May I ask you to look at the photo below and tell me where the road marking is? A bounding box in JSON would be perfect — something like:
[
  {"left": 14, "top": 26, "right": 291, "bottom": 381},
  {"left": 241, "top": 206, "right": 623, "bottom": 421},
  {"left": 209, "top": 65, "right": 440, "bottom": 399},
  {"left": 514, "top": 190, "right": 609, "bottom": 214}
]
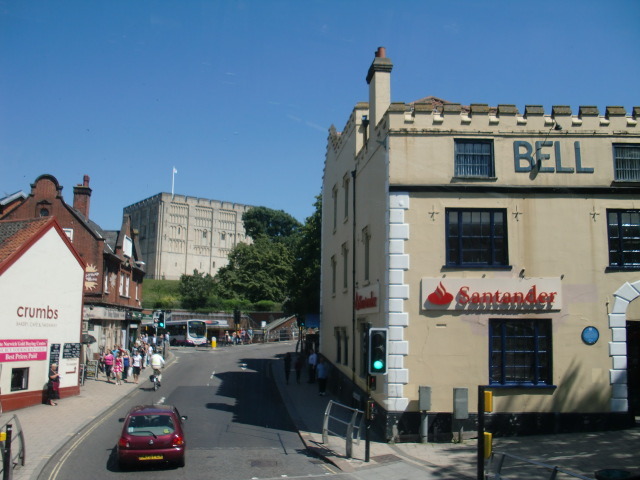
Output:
[{"left": 46, "top": 404, "right": 116, "bottom": 480}]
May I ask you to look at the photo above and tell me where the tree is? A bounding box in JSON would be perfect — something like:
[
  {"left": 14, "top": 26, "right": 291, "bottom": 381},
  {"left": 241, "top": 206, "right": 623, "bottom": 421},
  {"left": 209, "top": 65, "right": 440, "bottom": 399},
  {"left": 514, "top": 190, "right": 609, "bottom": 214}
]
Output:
[
  {"left": 179, "top": 270, "right": 215, "bottom": 310},
  {"left": 242, "top": 206, "right": 302, "bottom": 243},
  {"left": 215, "top": 237, "right": 294, "bottom": 303},
  {"left": 286, "top": 194, "right": 321, "bottom": 316}
]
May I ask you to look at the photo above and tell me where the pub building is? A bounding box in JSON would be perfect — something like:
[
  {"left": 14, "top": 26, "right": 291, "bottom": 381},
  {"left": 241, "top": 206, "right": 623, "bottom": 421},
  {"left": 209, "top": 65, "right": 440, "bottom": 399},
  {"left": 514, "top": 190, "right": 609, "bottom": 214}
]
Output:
[{"left": 321, "top": 47, "right": 640, "bottom": 441}]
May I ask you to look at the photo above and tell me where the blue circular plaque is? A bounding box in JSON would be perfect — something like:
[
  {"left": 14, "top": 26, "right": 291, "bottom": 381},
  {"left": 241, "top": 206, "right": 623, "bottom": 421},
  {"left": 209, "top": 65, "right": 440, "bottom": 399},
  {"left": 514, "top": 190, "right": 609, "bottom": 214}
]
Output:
[{"left": 582, "top": 326, "right": 599, "bottom": 345}]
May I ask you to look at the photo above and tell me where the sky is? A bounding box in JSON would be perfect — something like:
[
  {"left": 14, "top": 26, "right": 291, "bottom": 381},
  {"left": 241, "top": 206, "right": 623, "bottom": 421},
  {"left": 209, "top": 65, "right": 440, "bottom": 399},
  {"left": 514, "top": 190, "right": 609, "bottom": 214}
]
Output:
[{"left": 1, "top": 1, "right": 639, "bottom": 230}]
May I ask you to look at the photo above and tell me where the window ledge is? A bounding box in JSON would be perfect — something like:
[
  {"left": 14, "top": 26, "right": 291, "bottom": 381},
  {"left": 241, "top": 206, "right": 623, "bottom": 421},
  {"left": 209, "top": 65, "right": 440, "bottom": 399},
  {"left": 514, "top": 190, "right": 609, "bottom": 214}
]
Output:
[
  {"left": 451, "top": 176, "right": 498, "bottom": 182},
  {"left": 488, "top": 384, "right": 557, "bottom": 390},
  {"left": 606, "top": 266, "right": 640, "bottom": 272},
  {"left": 442, "top": 265, "right": 513, "bottom": 271}
]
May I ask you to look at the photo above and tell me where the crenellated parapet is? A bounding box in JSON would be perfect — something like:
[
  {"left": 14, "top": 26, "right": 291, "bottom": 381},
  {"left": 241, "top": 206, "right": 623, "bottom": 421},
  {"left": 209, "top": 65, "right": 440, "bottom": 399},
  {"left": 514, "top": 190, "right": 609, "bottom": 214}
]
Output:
[{"left": 393, "top": 101, "right": 639, "bottom": 132}]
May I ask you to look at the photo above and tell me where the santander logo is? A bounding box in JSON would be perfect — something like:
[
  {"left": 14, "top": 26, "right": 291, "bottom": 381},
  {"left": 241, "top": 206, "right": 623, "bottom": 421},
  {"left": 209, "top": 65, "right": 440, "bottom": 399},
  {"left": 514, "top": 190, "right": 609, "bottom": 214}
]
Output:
[
  {"left": 423, "top": 278, "right": 561, "bottom": 311},
  {"left": 427, "top": 282, "right": 454, "bottom": 305}
]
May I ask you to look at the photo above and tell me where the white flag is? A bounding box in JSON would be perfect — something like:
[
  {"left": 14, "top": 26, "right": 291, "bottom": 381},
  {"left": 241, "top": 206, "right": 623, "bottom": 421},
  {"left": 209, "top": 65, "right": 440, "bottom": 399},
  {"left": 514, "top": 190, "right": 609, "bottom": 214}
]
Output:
[{"left": 173, "top": 167, "right": 178, "bottom": 174}]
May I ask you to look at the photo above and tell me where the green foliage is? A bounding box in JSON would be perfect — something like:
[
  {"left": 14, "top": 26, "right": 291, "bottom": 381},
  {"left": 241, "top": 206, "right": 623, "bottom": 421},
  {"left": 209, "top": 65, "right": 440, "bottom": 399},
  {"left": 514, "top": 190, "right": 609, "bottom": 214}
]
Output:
[
  {"left": 215, "top": 237, "right": 294, "bottom": 303},
  {"left": 286, "top": 194, "right": 321, "bottom": 316},
  {"left": 179, "top": 270, "right": 215, "bottom": 310},
  {"left": 242, "top": 206, "right": 302, "bottom": 244},
  {"left": 141, "top": 279, "right": 180, "bottom": 309}
]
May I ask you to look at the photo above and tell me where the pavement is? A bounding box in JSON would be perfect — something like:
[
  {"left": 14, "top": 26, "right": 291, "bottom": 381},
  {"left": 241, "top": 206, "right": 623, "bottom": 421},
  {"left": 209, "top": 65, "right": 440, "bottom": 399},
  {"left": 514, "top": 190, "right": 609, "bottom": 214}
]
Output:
[{"left": 1, "top": 342, "right": 639, "bottom": 480}]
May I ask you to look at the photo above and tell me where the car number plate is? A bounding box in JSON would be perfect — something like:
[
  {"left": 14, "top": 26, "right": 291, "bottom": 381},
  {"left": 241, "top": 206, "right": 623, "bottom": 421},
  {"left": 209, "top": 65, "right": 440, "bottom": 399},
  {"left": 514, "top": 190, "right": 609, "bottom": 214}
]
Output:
[{"left": 139, "top": 455, "right": 163, "bottom": 461}]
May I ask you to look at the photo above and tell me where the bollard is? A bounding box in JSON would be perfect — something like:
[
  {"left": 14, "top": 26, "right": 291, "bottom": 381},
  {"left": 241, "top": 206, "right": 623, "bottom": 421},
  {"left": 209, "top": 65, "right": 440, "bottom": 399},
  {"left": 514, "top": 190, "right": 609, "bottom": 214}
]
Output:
[{"left": 3, "top": 424, "right": 13, "bottom": 480}]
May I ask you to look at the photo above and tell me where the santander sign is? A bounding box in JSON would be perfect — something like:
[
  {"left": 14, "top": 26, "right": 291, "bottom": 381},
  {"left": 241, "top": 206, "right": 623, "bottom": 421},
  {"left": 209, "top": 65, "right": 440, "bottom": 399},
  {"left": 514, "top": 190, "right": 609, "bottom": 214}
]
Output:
[{"left": 422, "top": 278, "right": 562, "bottom": 311}]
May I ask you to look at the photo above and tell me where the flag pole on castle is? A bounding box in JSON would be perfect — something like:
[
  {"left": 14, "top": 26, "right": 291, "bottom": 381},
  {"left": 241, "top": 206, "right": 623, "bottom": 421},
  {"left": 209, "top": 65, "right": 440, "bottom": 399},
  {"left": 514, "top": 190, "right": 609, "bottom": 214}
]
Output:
[{"left": 171, "top": 167, "right": 178, "bottom": 198}]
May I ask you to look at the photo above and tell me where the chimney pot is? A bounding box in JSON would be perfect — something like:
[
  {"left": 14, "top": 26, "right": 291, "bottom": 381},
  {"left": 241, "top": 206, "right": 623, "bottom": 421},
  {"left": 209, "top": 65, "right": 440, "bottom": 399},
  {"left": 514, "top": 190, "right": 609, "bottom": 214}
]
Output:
[{"left": 375, "top": 47, "right": 386, "bottom": 58}]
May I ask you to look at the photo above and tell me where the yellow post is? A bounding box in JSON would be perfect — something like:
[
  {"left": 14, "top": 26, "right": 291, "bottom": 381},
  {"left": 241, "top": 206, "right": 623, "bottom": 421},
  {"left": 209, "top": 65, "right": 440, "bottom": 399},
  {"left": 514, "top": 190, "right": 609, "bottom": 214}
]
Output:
[
  {"left": 0, "top": 431, "right": 6, "bottom": 441},
  {"left": 483, "top": 432, "right": 492, "bottom": 459},
  {"left": 484, "top": 390, "right": 493, "bottom": 412},
  {"left": 211, "top": 337, "right": 217, "bottom": 348}
]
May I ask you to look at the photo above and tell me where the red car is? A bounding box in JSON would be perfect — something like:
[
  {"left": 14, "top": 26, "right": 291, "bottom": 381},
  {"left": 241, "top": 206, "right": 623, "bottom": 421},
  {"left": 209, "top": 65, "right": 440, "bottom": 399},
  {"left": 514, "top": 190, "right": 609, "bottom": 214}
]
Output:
[{"left": 117, "top": 405, "right": 187, "bottom": 469}]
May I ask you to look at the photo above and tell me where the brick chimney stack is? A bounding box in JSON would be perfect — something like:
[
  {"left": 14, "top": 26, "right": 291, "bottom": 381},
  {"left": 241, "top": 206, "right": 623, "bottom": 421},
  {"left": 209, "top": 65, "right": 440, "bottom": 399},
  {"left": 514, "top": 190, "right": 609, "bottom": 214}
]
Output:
[
  {"left": 366, "top": 46, "right": 393, "bottom": 130},
  {"left": 73, "top": 174, "right": 92, "bottom": 219}
]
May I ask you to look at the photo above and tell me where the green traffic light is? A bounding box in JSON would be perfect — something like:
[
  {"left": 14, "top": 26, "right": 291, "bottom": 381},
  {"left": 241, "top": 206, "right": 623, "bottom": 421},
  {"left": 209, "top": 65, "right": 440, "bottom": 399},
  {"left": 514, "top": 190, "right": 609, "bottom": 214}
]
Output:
[{"left": 373, "top": 360, "right": 384, "bottom": 370}]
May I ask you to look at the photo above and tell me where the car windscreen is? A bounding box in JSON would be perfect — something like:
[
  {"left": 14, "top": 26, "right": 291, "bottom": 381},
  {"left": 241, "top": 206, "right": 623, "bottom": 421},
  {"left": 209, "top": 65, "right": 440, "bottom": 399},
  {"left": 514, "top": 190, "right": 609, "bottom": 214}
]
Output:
[{"left": 127, "top": 414, "right": 176, "bottom": 436}]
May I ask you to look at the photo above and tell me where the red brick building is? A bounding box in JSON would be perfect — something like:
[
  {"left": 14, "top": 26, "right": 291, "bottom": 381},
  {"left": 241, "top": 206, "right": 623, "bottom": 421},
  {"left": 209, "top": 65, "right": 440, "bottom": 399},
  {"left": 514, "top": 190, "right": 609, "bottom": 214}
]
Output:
[{"left": 1, "top": 174, "right": 145, "bottom": 357}]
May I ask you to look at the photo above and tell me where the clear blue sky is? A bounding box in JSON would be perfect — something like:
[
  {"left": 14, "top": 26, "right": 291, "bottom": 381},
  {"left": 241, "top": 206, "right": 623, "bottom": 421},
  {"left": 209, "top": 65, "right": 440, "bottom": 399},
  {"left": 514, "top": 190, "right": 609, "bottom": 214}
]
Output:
[{"left": 1, "top": 1, "right": 638, "bottom": 230}]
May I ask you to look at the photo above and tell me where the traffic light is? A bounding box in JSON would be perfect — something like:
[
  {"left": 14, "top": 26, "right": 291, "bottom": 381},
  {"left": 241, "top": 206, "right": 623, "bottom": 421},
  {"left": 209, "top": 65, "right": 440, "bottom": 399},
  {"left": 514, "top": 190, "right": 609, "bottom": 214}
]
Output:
[
  {"left": 368, "top": 328, "right": 388, "bottom": 375},
  {"left": 158, "top": 312, "right": 165, "bottom": 329},
  {"left": 297, "top": 316, "right": 305, "bottom": 328}
]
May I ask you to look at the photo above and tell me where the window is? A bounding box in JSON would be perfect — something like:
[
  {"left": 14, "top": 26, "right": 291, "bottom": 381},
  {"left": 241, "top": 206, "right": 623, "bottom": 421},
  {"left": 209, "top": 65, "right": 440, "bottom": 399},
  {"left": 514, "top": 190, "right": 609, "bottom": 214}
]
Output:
[
  {"left": 342, "top": 243, "right": 349, "bottom": 290},
  {"left": 332, "top": 186, "right": 338, "bottom": 231},
  {"left": 40, "top": 208, "right": 49, "bottom": 217},
  {"left": 63, "top": 228, "right": 74, "bottom": 242},
  {"left": 363, "top": 227, "right": 371, "bottom": 282},
  {"left": 446, "top": 209, "right": 508, "bottom": 267},
  {"left": 343, "top": 176, "right": 350, "bottom": 220},
  {"left": 104, "top": 267, "right": 109, "bottom": 293},
  {"left": 613, "top": 144, "right": 640, "bottom": 181},
  {"left": 331, "top": 256, "right": 336, "bottom": 295},
  {"left": 490, "top": 319, "right": 552, "bottom": 386},
  {"left": 11, "top": 367, "right": 29, "bottom": 391},
  {"left": 608, "top": 210, "right": 640, "bottom": 268},
  {"left": 335, "top": 329, "right": 342, "bottom": 364},
  {"left": 455, "top": 139, "right": 495, "bottom": 178}
]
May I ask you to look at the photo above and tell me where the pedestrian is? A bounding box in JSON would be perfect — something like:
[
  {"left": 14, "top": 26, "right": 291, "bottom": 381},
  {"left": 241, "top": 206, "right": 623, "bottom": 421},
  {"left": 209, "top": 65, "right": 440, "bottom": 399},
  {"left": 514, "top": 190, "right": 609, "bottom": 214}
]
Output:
[
  {"left": 131, "top": 348, "right": 142, "bottom": 384},
  {"left": 46, "top": 363, "right": 61, "bottom": 405},
  {"left": 294, "top": 354, "right": 303, "bottom": 384},
  {"left": 307, "top": 350, "right": 317, "bottom": 383},
  {"left": 316, "top": 357, "right": 328, "bottom": 396},
  {"left": 103, "top": 349, "right": 114, "bottom": 383},
  {"left": 113, "top": 352, "right": 123, "bottom": 385},
  {"left": 122, "top": 349, "right": 130, "bottom": 382},
  {"left": 284, "top": 352, "right": 292, "bottom": 384}
]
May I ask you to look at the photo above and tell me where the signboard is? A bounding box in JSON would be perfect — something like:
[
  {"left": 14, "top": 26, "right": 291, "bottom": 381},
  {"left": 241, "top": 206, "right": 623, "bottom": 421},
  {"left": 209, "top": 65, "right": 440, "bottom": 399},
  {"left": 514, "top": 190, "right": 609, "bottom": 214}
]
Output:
[
  {"left": 84, "top": 360, "right": 99, "bottom": 379},
  {"left": 63, "top": 343, "right": 81, "bottom": 359},
  {"left": 49, "top": 343, "right": 61, "bottom": 367},
  {"left": 0, "top": 339, "right": 48, "bottom": 362},
  {"left": 422, "top": 278, "right": 562, "bottom": 311},
  {"left": 355, "top": 283, "right": 380, "bottom": 314}
]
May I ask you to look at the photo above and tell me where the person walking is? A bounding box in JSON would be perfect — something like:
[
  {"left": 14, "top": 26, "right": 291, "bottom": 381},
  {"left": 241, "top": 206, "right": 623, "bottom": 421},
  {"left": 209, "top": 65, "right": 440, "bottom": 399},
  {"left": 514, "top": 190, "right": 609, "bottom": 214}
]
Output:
[
  {"left": 131, "top": 348, "right": 142, "bottom": 384},
  {"left": 284, "top": 353, "right": 292, "bottom": 385},
  {"left": 316, "top": 357, "right": 328, "bottom": 396},
  {"left": 307, "top": 350, "right": 317, "bottom": 383},
  {"left": 122, "top": 349, "right": 130, "bottom": 382},
  {"left": 103, "top": 350, "right": 114, "bottom": 383},
  {"left": 113, "top": 352, "right": 124, "bottom": 385}
]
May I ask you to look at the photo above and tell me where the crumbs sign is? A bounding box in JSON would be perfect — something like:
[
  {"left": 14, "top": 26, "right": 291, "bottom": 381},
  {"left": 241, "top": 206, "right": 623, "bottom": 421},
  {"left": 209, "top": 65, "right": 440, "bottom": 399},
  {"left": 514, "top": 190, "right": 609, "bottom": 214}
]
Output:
[{"left": 421, "top": 278, "right": 562, "bottom": 311}]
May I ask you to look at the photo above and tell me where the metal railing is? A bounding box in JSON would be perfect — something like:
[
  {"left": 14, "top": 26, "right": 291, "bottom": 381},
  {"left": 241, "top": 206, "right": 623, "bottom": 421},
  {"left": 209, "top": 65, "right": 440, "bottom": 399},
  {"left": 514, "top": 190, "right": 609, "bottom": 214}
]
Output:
[
  {"left": 1, "top": 415, "right": 26, "bottom": 480},
  {"left": 487, "top": 451, "right": 592, "bottom": 480},
  {"left": 321, "top": 400, "right": 364, "bottom": 458}
]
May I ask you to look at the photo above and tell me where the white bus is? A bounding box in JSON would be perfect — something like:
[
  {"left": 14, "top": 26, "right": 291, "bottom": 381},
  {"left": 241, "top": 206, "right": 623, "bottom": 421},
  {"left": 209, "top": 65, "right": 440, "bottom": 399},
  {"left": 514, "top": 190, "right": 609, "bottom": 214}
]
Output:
[{"left": 164, "top": 319, "right": 207, "bottom": 346}]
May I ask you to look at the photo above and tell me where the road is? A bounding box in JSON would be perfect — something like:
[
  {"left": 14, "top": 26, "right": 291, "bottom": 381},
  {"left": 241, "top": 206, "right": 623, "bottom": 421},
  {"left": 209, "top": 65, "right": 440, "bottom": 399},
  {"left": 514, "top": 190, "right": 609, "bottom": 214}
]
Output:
[{"left": 38, "top": 342, "right": 344, "bottom": 480}]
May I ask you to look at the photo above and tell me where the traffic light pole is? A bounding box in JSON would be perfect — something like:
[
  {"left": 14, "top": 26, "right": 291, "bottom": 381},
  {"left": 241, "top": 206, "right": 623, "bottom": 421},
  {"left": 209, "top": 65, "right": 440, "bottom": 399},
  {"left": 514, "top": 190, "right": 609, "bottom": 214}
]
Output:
[{"left": 365, "top": 373, "right": 371, "bottom": 462}]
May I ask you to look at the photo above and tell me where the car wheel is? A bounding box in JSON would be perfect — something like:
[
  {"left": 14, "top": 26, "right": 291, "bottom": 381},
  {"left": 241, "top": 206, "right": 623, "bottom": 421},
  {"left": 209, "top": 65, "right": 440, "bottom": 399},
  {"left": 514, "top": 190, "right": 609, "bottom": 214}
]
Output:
[
  {"left": 118, "top": 459, "right": 128, "bottom": 471},
  {"left": 175, "top": 456, "right": 185, "bottom": 468}
]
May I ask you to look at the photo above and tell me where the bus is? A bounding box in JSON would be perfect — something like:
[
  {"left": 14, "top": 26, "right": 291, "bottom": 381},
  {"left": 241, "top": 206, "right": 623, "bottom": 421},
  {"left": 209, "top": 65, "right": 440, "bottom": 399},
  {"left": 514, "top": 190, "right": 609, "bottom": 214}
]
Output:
[{"left": 164, "top": 319, "right": 207, "bottom": 346}]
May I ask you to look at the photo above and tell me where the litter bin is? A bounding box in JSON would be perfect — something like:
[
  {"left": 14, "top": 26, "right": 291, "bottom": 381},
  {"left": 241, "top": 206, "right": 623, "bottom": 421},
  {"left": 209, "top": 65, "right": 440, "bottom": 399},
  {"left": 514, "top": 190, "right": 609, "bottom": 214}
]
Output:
[
  {"left": 211, "top": 337, "right": 217, "bottom": 348},
  {"left": 595, "top": 470, "right": 631, "bottom": 480}
]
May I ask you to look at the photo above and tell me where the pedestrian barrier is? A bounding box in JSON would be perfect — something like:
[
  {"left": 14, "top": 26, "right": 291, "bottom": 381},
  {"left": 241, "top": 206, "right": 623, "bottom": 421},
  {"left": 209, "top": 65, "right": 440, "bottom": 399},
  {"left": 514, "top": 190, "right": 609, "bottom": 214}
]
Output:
[
  {"left": 488, "top": 451, "right": 592, "bottom": 479},
  {"left": 321, "top": 400, "right": 364, "bottom": 459},
  {"left": 1, "top": 414, "right": 26, "bottom": 479}
]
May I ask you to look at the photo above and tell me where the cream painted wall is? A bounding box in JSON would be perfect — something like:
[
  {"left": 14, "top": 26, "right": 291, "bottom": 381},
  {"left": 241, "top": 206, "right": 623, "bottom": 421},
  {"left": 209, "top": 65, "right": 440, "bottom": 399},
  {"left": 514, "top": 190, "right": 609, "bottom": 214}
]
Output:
[{"left": 0, "top": 227, "right": 84, "bottom": 396}]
